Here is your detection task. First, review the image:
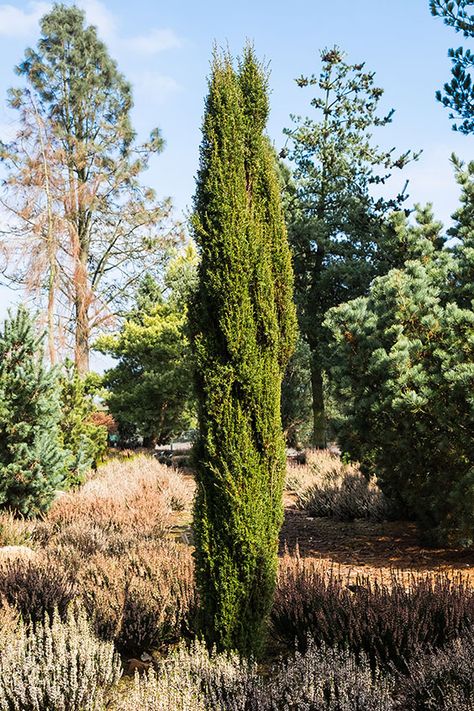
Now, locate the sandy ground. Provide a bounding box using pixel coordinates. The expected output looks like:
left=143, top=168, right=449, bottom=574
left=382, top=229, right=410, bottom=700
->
left=169, top=468, right=474, bottom=584
left=280, top=494, right=474, bottom=583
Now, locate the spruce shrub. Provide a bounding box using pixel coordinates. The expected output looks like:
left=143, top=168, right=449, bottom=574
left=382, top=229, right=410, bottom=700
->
left=59, top=364, right=109, bottom=486
left=0, top=307, right=68, bottom=515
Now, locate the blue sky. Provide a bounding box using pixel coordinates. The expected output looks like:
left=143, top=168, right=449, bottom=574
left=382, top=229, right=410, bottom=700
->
left=0, top=0, right=471, bottom=320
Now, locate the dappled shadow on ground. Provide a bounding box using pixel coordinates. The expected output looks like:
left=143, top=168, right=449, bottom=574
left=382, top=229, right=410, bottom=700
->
left=279, top=507, right=474, bottom=581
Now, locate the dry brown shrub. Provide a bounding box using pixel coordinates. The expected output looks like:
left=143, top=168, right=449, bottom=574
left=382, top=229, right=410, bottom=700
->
left=25, top=458, right=196, bottom=655
left=44, top=456, right=192, bottom=551
left=79, top=541, right=196, bottom=654
left=79, top=553, right=126, bottom=641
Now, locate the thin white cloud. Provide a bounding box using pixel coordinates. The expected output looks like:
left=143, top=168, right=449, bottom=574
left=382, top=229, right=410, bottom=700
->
left=125, top=28, right=182, bottom=55
left=134, top=72, right=181, bottom=103
left=0, top=0, right=183, bottom=53
left=78, top=0, right=183, bottom=55
left=0, top=1, right=50, bottom=38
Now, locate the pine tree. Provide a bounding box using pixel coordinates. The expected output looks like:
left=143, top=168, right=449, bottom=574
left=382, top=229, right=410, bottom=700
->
left=0, top=4, right=177, bottom=373
left=323, top=205, right=474, bottom=545
left=430, top=0, right=474, bottom=133
left=0, top=307, right=67, bottom=515
left=96, top=270, right=195, bottom=447
left=284, top=48, right=417, bottom=446
left=190, top=47, right=297, bottom=655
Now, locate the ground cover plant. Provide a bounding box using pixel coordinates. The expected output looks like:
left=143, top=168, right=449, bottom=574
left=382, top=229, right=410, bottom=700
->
left=0, top=451, right=472, bottom=708
left=272, top=553, right=474, bottom=672
left=0, top=606, right=122, bottom=711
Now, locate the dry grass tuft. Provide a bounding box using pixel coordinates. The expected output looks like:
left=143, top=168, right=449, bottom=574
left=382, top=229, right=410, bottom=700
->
left=0, top=511, right=35, bottom=547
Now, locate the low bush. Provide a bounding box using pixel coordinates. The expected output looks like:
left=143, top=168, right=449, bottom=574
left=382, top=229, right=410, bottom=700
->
left=112, top=638, right=394, bottom=711
left=79, top=541, right=196, bottom=653
left=0, top=606, right=121, bottom=711
left=272, top=555, right=474, bottom=671
left=79, top=553, right=125, bottom=642
left=288, top=449, right=392, bottom=522
left=299, top=469, right=390, bottom=522
left=44, top=456, right=191, bottom=550
left=286, top=449, right=343, bottom=494
left=0, top=555, right=77, bottom=623
left=396, top=629, right=474, bottom=710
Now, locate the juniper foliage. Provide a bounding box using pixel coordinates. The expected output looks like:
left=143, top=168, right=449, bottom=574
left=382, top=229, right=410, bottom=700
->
left=190, top=47, right=297, bottom=654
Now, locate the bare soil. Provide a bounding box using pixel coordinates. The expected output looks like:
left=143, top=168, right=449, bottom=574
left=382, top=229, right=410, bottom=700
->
left=169, top=468, right=474, bottom=583
left=280, top=497, right=474, bottom=583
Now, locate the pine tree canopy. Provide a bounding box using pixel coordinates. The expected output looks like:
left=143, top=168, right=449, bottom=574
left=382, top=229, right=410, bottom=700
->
left=431, top=0, right=474, bottom=133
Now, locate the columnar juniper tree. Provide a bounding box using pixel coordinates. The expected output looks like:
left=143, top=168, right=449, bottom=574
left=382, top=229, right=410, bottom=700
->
left=190, top=47, right=297, bottom=654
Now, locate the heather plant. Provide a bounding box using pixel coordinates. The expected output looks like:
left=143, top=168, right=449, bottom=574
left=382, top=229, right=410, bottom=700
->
left=396, top=629, right=474, bottom=710
left=27, top=457, right=195, bottom=654
left=299, top=468, right=391, bottom=522
left=78, top=541, right=195, bottom=653
left=272, top=555, right=474, bottom=671
left=117, top=542, right=196, bottom=653
left=266, top=639, right=394, bottom=711
left=0, top=607, right=121, bottom=711
left=0, top=511, right=34, bottom=547
left=112, top=638, right=394, bottom=711
left=0, top=555, right=77, bottom=623
left=43, top=455, right=187, bottom=552
left=288, top=450, right=393, bottom=522
left=286, top=449, right=344, bottom=493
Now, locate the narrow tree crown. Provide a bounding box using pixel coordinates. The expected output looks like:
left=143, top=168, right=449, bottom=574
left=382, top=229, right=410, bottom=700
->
left=191, top=46, right=296, bottom=654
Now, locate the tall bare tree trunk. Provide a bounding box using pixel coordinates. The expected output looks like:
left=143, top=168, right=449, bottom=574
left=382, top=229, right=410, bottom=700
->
left=33, top=98, right=57, bottom=365
left=310, top=355, right=326, bottom=448
left=74, top=245, right=90, bottom=374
